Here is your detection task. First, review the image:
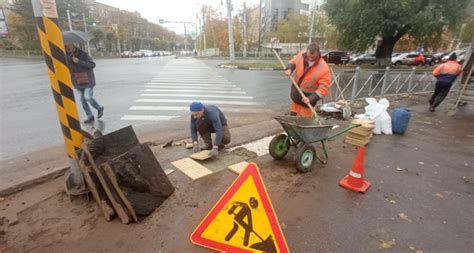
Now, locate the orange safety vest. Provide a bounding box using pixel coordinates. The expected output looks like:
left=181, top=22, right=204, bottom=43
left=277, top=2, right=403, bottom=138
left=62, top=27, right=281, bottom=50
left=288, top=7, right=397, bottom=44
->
left=289, top=51, right=332, bottom=117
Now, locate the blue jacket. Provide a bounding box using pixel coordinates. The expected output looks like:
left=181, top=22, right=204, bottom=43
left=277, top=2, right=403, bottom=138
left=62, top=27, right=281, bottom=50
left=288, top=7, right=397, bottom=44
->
left=190, top=105, right=227, bottom=146
left=66, top=47, right=96, bottom=89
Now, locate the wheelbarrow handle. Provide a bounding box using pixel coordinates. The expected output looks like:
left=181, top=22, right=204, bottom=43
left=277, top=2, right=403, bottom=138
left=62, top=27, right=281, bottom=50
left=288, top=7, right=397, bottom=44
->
left=272, top=49, right=321, bottom=124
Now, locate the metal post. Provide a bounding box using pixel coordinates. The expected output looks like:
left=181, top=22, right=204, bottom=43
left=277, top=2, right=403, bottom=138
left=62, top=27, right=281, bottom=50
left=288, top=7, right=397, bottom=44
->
left=202, top=6, right=206, bottom=50
left=82, top=14, right=91, bottom=55
left=258, top=0, right=262, bottom=52
left=226, top=0, right=235, bottom=61
left=308, top=0, right=317, bottom=44
left=31, top=0, right=85, bottom=194
left=351, top=66, right=360, bottom=101
left=408, top=66, right=416, bottom=93
left=381, top=66, right=390, bottom=96
left=66, top=9, right=72, bottom=31
left=243, top=2, right=247, bottom=58
left=184, top=23, right=187, bottom=51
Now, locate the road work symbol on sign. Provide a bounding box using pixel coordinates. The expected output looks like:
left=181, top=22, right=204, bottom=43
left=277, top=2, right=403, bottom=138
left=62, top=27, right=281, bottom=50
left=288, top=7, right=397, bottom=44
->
left=190, top=163, right=289, bottom=253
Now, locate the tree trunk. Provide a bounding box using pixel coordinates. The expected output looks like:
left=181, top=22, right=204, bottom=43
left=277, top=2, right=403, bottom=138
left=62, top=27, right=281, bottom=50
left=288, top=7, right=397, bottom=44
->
left=375, top=37, right=398, bottom=67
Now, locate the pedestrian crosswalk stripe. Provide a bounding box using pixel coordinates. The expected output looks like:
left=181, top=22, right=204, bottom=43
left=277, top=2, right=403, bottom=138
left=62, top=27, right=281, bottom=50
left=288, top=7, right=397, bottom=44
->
left=143, top=89, right=247, bottom=94
left=130, top=106, right=270, bottom=114
left=150, top=80, right=233, bottom=84
left=147, top=82, right=236, bottom=87
left=120, top=115, right=180, bottom=121
left=140, top=94, right=254, bottom=99
left=146, top=85, right=242, bottom=91
left=136, top=98, right=259, bottom=106
left=151, top=79, right=229, bottom=82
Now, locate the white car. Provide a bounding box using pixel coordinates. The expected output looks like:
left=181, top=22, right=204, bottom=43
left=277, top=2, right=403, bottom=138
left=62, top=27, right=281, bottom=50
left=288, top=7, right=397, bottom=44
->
left=392, top=53, right=409, bottom=66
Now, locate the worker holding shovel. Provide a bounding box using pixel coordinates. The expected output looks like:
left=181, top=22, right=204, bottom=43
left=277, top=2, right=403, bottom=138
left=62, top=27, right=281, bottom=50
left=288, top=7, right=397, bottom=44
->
left=284, top=43, right=332, bottom=118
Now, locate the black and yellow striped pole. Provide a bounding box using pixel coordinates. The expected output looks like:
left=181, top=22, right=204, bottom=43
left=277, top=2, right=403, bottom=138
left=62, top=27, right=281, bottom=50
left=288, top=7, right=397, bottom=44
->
left=32, top=0, right=85, bottom=193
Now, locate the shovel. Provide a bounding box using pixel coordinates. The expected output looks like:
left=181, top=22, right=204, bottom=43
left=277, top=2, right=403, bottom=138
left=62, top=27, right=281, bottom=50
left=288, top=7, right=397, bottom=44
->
left=447, top=66, right=473, bottom=116
left=272, top=49, right=322, bottom=125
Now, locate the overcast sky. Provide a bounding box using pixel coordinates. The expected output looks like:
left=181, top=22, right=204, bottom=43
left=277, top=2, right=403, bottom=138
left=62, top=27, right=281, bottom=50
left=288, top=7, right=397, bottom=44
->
left=97, top=0, right=258, bottom=34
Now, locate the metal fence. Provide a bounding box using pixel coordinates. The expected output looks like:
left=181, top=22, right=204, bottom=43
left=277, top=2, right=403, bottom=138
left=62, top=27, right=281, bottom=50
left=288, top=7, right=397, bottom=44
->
left=325, top=66, right=460, bottom=102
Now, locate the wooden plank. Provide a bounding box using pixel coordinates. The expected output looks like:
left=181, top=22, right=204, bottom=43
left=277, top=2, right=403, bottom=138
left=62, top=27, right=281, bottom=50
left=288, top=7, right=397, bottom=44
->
left=107, top=144, right=175, bottom=222
left=345, top=136, right=370, bottom=147
left=171, top=158, right=213, bottom=180
left=83, top=145, right=131, bottom=224
left=228, top=161, right=249, bottom=174
left=346, top=132, right=372, bottom=141
left=103, top=163, right=139, bottom=223
left=189, top=150, right=212, bottom=161
left=348, top=127, right=373, bottom=137
left=77, top=150, right=115, bottom=221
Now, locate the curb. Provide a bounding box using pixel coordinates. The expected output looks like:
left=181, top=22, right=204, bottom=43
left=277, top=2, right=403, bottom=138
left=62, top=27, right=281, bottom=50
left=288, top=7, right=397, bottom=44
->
left=218, top=64, right=281, bottom=71
left=0, top=166, right=69, bottom=196
left=0, top=119, right=282, bottom=197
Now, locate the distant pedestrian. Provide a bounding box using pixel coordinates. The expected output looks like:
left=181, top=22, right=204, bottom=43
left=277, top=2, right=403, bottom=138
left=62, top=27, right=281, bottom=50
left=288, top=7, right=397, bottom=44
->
left=189, top=102, right=231, bottom=158
left=65, top=44, right=104, bottom=123
left=284, top=43, right=332, bottom=117
left=429, top=53, right=462, bottom=112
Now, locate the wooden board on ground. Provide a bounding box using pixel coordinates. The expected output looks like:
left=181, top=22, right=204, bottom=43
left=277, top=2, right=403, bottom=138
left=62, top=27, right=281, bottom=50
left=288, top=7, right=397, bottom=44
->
left=103, top=163, right=138, bottom=222
left=77, top=152, right=115, bottom=221
left=345, top=136, right=370, bottom=147
left=171, top=157, right=213, bottom=180
left=346, top=132, right=373, bottom=141
left=190, top=150, right=212, bottom=161
left=107, top=144, right=175, bottom=222
left=228, top=161, right=249, bottom=174
left=351, top=119, right=375, bottom=129
left=349, top=127, right=373, bottom=137
left=83, top=145, right=131, bottom=224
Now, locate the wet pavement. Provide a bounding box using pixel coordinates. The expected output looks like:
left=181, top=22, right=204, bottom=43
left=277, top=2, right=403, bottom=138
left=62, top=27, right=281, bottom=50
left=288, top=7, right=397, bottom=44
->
left=1, top=94, right=473, bottom=253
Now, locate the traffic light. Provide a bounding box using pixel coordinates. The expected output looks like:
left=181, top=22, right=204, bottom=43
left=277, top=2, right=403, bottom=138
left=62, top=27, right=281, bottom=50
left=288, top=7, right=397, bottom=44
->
left=92, top=22, right=96, bottom=27
left=84, top=15, right=90, bottom=21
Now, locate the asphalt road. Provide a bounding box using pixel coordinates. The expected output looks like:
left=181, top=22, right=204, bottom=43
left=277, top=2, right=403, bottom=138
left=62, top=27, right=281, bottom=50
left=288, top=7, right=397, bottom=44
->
left=0, top=56, right=290, bottom=160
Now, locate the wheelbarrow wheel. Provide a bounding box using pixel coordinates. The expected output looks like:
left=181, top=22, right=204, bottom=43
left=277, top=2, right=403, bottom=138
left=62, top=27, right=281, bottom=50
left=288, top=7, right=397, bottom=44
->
left=296, top=144, right=316, bottom=173
left=269, top=134, right=290, bottom=160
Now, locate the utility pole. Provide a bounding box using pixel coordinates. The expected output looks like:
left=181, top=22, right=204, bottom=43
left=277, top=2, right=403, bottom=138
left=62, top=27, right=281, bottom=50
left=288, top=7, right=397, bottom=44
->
left=66, top=9, right=72, bottom=31
left=226, top=0, right=235, bottom=61
left=202, top=6, right=207, bottom=50
left=308, top=0, right=317, bottom=44
left=243, top=2, right=247, bottom=58
left=184, top=23, right=187, bottom=51
left=258, top=0, right=262, bottom=52
left=82, top=14, right=91, bottom=55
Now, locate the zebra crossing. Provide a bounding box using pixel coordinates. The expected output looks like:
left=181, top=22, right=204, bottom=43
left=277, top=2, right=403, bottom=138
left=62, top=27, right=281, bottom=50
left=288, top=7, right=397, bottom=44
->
left=121, top=59, right=260, bottom=122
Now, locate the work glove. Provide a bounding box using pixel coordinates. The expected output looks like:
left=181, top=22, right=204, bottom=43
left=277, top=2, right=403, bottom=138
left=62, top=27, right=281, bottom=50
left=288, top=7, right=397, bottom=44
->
left=308, top=93, right=321, bottom=106
left=208, top=147, right=219, bottom=158
left=193, top=143, right=201, bottom=153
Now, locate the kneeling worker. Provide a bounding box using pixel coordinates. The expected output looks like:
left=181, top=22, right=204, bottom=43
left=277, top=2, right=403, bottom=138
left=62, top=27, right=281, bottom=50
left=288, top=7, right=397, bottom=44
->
left=190, top=102, right=231, bottom=158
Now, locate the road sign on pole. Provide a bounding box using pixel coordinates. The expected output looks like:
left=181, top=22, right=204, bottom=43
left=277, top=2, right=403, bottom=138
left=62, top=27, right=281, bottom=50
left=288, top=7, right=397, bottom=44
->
left=191, top=163, right=289, bottom=253
left=31, top=0, right=86, bottom=194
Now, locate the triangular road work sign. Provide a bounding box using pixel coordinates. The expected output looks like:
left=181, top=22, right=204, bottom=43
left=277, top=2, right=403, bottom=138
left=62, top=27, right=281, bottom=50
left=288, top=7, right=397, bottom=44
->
left=191, top=163, right=289, bottom=253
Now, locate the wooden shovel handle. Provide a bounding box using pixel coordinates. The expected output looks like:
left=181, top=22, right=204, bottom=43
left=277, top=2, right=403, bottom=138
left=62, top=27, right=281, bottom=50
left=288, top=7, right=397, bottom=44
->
left=272, top=49, right=320, bottom=121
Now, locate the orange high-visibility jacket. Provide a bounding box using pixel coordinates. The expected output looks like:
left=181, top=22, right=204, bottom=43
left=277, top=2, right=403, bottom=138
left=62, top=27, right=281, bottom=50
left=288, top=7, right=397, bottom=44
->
left=290, top=51, right=332, bottom=98
left=432, top=60, right=462, bottom=83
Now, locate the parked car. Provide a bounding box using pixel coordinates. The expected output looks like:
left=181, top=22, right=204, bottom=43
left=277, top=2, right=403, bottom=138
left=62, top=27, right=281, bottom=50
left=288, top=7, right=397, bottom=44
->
left=144, top=50, right=153, bottom=57
left=392, top=52, right=409, bottom=66
left=433, top=52, right=450, bottom=64
left=442, top=49, right=467, bottom=64
left=423, top=54, right=436, bottom=66
left=402, top=52, right=425, bottom=66
left=322, top=51, right=350, bottom=65
left=132, top=51, right=142, bottom=57
left=350, top=53, right=376, bottom=65
left=120, top=51, right=133, bottom=58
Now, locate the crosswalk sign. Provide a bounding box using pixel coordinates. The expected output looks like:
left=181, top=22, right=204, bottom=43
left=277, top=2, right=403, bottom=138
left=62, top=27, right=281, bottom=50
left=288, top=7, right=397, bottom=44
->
left=191, top=163, right=289, bottom=253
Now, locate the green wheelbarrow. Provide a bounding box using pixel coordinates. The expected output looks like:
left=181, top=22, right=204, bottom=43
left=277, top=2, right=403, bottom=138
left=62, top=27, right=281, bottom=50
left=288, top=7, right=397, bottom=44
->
left=269, top=115, right=360, bottom=173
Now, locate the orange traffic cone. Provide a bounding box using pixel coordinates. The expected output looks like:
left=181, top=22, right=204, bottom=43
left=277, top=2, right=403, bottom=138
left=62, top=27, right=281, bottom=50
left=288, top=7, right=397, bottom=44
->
left=339, top=146, right=371, bottom=193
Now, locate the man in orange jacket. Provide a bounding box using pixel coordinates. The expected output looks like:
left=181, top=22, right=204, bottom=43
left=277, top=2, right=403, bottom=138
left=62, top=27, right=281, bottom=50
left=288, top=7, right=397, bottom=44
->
left=284, top=43, right=331, bottom=117
left=429, top=53, right=462, bottom=112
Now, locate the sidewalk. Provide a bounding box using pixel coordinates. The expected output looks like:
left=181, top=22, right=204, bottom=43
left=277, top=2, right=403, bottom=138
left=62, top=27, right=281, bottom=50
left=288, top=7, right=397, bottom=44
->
left=2, top=94, right=474, bottom=252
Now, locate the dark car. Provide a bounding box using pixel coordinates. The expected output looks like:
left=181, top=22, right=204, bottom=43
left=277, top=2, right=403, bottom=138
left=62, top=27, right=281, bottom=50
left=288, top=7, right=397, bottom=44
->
left=322, top=51, right=349, bottom=65
left=423, top=54, right=435, bottom=66
left=350, top=53, right=376, bottom=65
left=433, top=52, right=450, bottom=64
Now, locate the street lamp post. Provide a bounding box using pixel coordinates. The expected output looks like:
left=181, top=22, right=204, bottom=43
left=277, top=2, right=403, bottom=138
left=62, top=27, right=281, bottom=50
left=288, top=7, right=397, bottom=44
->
left=226, top=0, right=235, bottom=61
